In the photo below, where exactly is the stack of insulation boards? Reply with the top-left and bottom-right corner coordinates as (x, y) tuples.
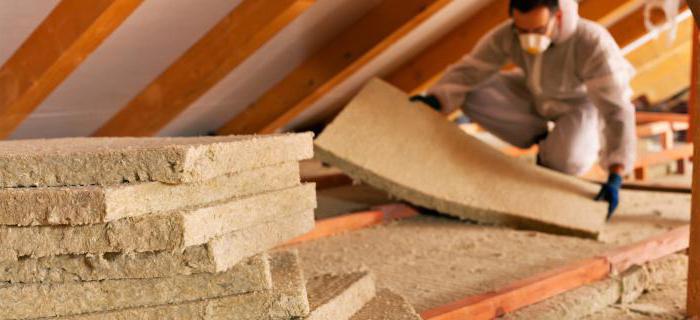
(0, 134), (324, 319)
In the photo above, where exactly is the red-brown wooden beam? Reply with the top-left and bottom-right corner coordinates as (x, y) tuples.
(0, 0), (143, 139)
(386, 0), (643, 94)
(687, 0), (700, 315)
(422, 225), (691, 319)
(282, 204), (418, 246)
(94, 0), (314, 137)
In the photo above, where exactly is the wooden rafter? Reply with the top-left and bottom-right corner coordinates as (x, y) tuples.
(687, 0), (700, 316)
(0, 0), (143, 139)
(592, 0), (644, 27)
(625, 13), (693, 69)
(385, 0), (506, 94)
(93, 0), (314, 137)
(689, 24), (699, 141)
(610, 2), (688, 48)
(217, 0), (452, 135)
(385, 0), (641, 94)
(626, 14), (693, 103)
(631, 40), (692, 104)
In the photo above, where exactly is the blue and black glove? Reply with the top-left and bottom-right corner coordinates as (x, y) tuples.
(595, 173), (622, 220)
(410, 95), (441, 111)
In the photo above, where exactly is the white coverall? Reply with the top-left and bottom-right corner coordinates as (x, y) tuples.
(428, 0), (637, 175)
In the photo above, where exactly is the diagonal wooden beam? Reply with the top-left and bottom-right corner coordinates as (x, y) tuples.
(610, 3), (688, 49)
(627, 15), (693, 103)
(93, 0), (314, 137)
(625, 13), (693, 68)
(631, 40), (692, 103)
(259, 0), (454, 134)
(217, 0), (451, 135)
(0, 0), (143, 139)
(386, 0), (655, 94)
(592, 0), (644, 27)
(385, 0), (506, 94)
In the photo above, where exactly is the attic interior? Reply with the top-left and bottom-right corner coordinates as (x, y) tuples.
(2, 0), (700, 318)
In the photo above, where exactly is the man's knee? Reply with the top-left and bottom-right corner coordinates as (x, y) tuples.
(538, 151), (596, 176)
(510, 139), (539, 150)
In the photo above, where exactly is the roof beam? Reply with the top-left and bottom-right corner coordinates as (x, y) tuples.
(93, 0), (314, 137)
(625, 13), (693, 68)
(628, 17), (693, 103)
(0, 0), (143, 139)
(591, 0), (644, 27)
(610, 3), (687, 49)
(385, 0), (653, 94)
(217, 0), (451, 135)
(688, 2), (700, 316)
(630, 42), (691, 104)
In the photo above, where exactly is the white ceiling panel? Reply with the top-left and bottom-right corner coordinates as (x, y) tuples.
(285, 0), (493, 130)
(0, 0), (59, 67)
(159, 0), (381, 136)
(11, 0), (243, 139)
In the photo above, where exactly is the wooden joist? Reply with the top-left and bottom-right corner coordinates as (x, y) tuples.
(636, 111), (689, 123)
(93, 0), (314, 137)
(0, 0), (143, 139)
(301, 172), (354, 190)
(421, 225), (691, 319)
(621, 144), (692, 181)
(217, 0), (450, 135)
(635, 143), (693, 168)
(603, 225), (690, 273)
(385, 0), (642, 94)
(422, 258), (611, 319)
(282, 204), (418, 246)
(281, 200), (690, 318)
(612, 180), (690, 193)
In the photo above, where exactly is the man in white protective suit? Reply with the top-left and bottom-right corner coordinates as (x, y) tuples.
(411, 0), (637, 219)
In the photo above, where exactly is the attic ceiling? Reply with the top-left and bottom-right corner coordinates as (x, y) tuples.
(0, 0), (693, 140)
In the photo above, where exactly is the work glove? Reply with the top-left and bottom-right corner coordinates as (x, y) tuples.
(410, 95), (442, 112)
(595, 173), (622, 220)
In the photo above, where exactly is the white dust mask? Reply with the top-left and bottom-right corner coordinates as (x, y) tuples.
(519, 33), (552, 55)
(518, 18), (554, 55)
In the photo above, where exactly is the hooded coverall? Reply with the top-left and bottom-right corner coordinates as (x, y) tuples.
(427, 0), (636, 175)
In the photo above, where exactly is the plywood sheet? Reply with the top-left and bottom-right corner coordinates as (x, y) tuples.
(315, 79), (607, 237)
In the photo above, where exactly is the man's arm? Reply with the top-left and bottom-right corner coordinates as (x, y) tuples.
(420, 22), (512, 114)
(579, 25), (637, 174)
(578, 24), (637, 218)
